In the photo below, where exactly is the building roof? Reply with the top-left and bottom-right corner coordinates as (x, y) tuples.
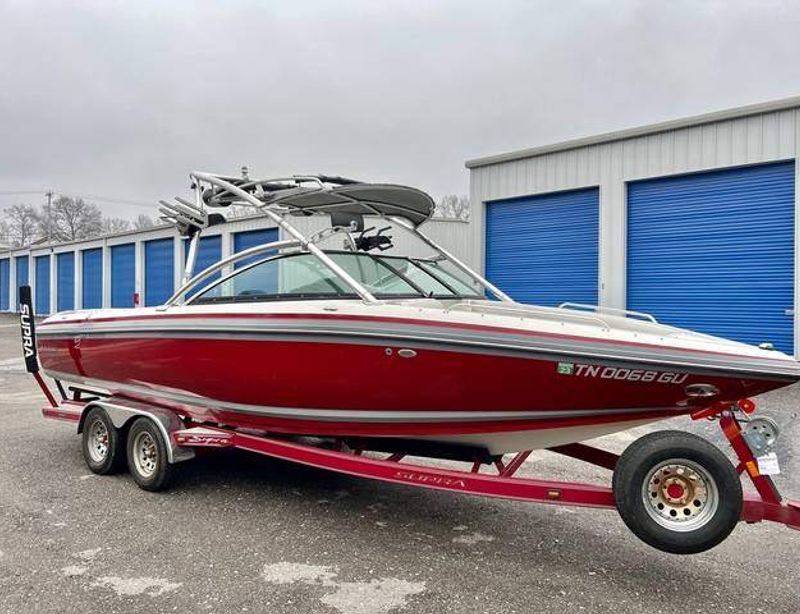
(465, 94), (800, 169)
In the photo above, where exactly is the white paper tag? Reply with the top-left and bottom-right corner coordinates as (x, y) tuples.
(756, 452), (781, 475)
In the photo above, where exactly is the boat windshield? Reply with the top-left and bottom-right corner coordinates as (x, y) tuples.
(191, 251), (483, 304)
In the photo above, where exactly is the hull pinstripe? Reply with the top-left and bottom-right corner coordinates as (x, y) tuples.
(37, 308), (800, 451)
(38, 313), (800, 380)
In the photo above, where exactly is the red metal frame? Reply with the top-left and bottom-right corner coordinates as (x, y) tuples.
(33, 369), (800, 532)
(182, 426), (617, 508)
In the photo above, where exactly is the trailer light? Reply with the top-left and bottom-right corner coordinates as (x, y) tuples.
(738, 398), (756, 414)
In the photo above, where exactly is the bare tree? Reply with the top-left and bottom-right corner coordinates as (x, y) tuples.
(2, 204), (40, 246)
(0, 220), (11, 247)
(101, 217), (132, 234)
(2, 198), (167, 247)
(434, 195), (470, 221)
(133, 214), (157, 230)
(44, 196), (103, 242)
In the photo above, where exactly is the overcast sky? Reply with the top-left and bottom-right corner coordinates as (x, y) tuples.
(2, 0), (800, 218)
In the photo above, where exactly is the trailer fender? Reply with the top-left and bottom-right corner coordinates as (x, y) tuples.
(77, 399), (194, 465)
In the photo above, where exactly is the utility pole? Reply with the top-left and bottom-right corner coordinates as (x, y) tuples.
(45, 190), (53, 245)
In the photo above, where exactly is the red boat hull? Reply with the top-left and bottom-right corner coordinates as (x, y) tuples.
(36, 333), (788, 438)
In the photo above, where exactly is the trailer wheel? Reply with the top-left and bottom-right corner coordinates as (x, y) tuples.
(612, 430), (742, 554)
(126, 417), (175, 492)
(81, 407), (125, 474)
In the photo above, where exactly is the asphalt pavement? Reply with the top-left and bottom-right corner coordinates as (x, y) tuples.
(0, 313), (798, 614)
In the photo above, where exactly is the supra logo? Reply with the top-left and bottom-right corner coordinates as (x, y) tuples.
(20, 305), (35, 359)
(558, 362), (688, 384)
(394, 470), (467, 488)
(176, 435), (231, 446)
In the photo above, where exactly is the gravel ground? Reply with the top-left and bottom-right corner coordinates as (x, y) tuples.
(0, 313), (798, 614)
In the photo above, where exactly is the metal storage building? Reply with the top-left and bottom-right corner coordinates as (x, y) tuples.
(467, 96), (800, 355)
(0, 214), (470, 316)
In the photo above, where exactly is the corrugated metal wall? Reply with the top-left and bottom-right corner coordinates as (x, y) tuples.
(111, 244), (135, 307)
(469, 104), (800, 353)
(185, 235), (222, 297)
(144, 238), (175, 306)
(628, 161), (795, 353)
(34, 255), (50, 315)
(82, 248), (103, 309)
(0, 215), (471, 313)
(485, 188), (599, 305)
(0, 259), (8, 311)
(56, 252), (75, 311)
(469, 108), (800, 302)
(15, 256), (28, 307)
(233, 228), (279, 268)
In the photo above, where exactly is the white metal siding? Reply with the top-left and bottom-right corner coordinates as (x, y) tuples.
(0, 215), (472, 312)
(469, 108), (800, 349)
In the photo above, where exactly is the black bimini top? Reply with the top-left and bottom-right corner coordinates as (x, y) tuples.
(201, 176), (436, 227)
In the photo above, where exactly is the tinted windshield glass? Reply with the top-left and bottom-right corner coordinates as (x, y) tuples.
(376, 258), (454, 297)
(193, 252), (427, 303)
(415, 260), (481, 297)
(331, 253), (420, 296)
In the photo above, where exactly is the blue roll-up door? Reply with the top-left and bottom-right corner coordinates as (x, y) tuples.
(145, 238), (174, 306)
(485, 188), (599, 305)
(233, 228), (279, 293)
(35, 255), (50, 315)
(184, 235), (222, 297)
(82, 248), (103, 309)
(111, 243), (135, 308)
(16, 256), (29, 308)
(628, 161), (795, 353)
(0, 259), (9, 311)
(233, 228), (279, 268)
(56, 252), (75, 312)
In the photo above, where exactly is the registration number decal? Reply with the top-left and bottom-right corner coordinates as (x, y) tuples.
(557, 362), (688, 384)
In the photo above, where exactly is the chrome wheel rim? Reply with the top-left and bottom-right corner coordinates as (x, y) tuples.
(132, 431), (158, 478)
(641, 458), (718, 532)
(87, 418), (109, 463)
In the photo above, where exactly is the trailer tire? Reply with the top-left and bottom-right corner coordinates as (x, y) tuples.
(126, 417), (175, 492)
(81, 407), (126, 475)
(613, 430), (742, 554)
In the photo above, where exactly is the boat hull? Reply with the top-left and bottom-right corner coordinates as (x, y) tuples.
(36, 311), (798, 451)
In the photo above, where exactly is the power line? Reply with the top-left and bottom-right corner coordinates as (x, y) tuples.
(0, 189), (156, 209)
(45, 190), (52, 245)
(68, 193), (156, 209)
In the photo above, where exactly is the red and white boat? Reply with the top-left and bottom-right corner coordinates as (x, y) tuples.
(35, 172), (800, 452)
(23, 170), (800, 554)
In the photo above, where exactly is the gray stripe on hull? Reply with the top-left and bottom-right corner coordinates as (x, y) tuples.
(38, 319), (800, 380)
(45, 369), (681, 424)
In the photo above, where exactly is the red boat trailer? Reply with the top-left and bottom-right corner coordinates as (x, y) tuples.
(19, 269), (796, 557)
(35, 373), (800, 536)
